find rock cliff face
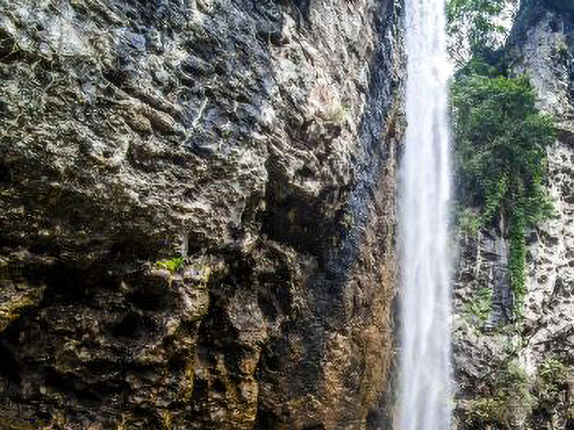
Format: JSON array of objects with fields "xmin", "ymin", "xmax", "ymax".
[
  {"xmin": 453, "ymin": 2, "xmax": 574, "ymax": 428},
  {"xmin": 0, "ymin": 0, "xmax": 404, "ymax": 429}
]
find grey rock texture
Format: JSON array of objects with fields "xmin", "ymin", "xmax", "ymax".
[
  {"xmin": 453, "ymin": 2, "xmax": 574, "ymax": 429},
  {"xmin": 0, "ymin": 0, "xmax": 404, "ymax": 428}
]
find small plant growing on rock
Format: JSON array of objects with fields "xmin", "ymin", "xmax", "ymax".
[
  {"xmin": 555, "ymin": 38, "xmax": 569, "ymax": 57},
  {"xmin": 462, "ymin": 358, "xmax": 534, "ymax": 428},
  {"xmin": 464, "ymin": 396, "xmax": 503, "ymax": 422},
  {"xmin": 464, "ymin": 287, "xmax": 493, "ymax": 324},
  {"xmin": 537, "ymin": 357, "xmax": 570, "ymax": 397},
  {"xmin": 528, "ymin": 357, "xmax": 573, "ymax": 425},
  {"xmin": 156, "ymin": 256, "xmax": 185, "ymax": 273},
  {"xmin": 457, "ymin": 206, "xmax": 482, "ymax": 236},
  {"xmin": 340, "ymin": 209, "xmax": 355, "ymax": 231},
  {"xmin": 323, "ymin": 102, "xmax": 348, "ymax": 125}
]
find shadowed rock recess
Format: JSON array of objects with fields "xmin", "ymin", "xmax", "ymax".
[{"xmin": 0, "ymin": 0, "xmax": 405, "ymax": 428}]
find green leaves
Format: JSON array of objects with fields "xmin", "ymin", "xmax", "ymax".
[
  {"xmin": 156, "ymin": 257, "xmax": 185, "ymax": 273},
  {"xmin": 452, "ymin": 73, "xmax": 554, "ymax": 223},
  {"xmin": 451, "ymin": 64, "xmax": 555, "ymax": 316},
  {"xmin": 446, "ymin": 0, "xmax": 514, "ymax": 67},
  {"xmin": 466, "ymin": 287, "xmax": 493, "ymax": 323},
  {"xmin": 463, "ymin": 357, "xmax": 533, "ymax": 425}
]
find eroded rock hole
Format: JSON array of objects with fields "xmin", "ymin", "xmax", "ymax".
[
  {"xmin": 0, "ymin": 163, "xmax": 11, "ymax": 184},
  {"xmin": 110, "ymin": 313, "xmax": 157, "ymax": 340},
  {"xmin": 0, "ymin": 339, "xmax": 20, "ymax": 390},
  {"xmin": 212, "ymin": 379, "xmax": 226, "ymax": 394},
  {"xmin": 254, "ymin": 405, "xmax": 280, "ymax": 430},
  {"xmin": 129, "ymin": 285, "xmax": 172, "ymax": 311}
]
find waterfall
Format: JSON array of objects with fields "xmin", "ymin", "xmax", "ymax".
[{"xmin": 399, "ymin": 0, "xmax": 452, "ymax": 428}]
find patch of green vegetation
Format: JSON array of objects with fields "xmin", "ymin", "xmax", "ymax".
[
  {"xmin": 155, "ymin": 256, "xmax": 185, "ymax": 273},
  {"xmin": 537, "ymin": 357, "xmax": 570, "ymax": 396},
  {"xmin": 464, "ymin": 396, "xmax": 503, "ymax": 422},
  {"xmin": 446, "ymin": 0, "xmax": 509, "ymax": 67},
  {"xmin": 451, "ymin": 69, "xmax": 555, "ymax": 316},
  {"xmin": 464, "ymin": 287, "xmax": 493, "ymax": 323},
  {"xmin": 323, "ymin": 100, "xmax": 348, "ymax": 125},
  {"xmin": 447, "ymin": 0, "xmax": 558, "ymax": 319},
  {"xmin": 528, "ymin": 357, "xmax": 573, "ymax": 423},
  {"xmin": 463, "ymin": 358, "xmax": 533, "ymax": 426},
  {"xmin": 456, "ymin": 206, "xmax": 482, "ymax": 236},
  {"xmin": 554, "ymin": 37, "xmax": 569, "ymax": 58}
]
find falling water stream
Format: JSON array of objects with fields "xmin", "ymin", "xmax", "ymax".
[{"xmin": 399, "ymin": 0, "xmax": 452, "ymax": 428}]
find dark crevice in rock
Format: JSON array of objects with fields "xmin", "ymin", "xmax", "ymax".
[
  {"xmin": 0, "ymin": 338, "xmax": 20, "ymax": 390},
  {"xmin": 258, "ymin": 338, "xmax": 289, "ymax": 378},
  {"xmin": 102, "ymin": 69, "xmax": 128, "ymax": 89},
  {"xmin": 39, "ymin": 264, "xmax": 121, "ymax": 308},
  {"xmin": 109, "ymin": 313, "xmax": 160, "ymax": 341},
  {"xmin": 257, "ymin": 279, "xmax": 290, "ymax": 321},
  {"xmin": 253, "ymin": 0, "xmax": 286, "ymax": 44},
  {"xmin": 262, "ymin": 161, "xmax": 340, "ymax": 257},
  {"xmin": 40, "ymin": 273, "xmax": 92, "ymax": 307},
  {"xmin": 0, "ymin": 28, "xmax": 23, "ymax": 62},
  {"xmin": 253, "ymin": 403, "xmax": 281, "ymax": 430},
  {"xmin": 195, "ymin": 280, "xmax": 244, "ymax": 371},
  {"xmin": 129, "ymin": 284, "xmax": 174, "ymax": 312},
  {"xmin": 0, "ymin": 163, "xmax": 11, "ymax": 184},
  {"xmin": 44, "ymin": 365, "xmax": 126, "ymax": 405},
  {"xmin": 189, "ymin": 376, "xmax": 210, "ymax": 426},
  {"xmin": 281, "ymin": 0, "xmax": 313, "ymax": 24}
]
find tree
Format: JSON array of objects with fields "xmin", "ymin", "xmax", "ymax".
[
  {"xmin": 451, "ymin": 72, "xmax": 555, "ymax": 312},
  {"xmin": 446, "ymin": 0, "xmax": 516, "ymax": 68}
]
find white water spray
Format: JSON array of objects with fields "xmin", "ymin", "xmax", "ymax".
[{"xmin": 399, "ymin": 0, "xmax": 452, "ymax": 428}]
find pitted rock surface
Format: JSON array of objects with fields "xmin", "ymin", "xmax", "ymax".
[
  {"xmin": 0, "ymin": 0, "xmax": 404, "ymax": 428},
  {"xmin": 453, "ymin": 3, "xmax": 574, "ymax": 429}
]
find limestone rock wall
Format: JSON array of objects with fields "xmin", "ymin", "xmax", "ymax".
[
  {"xmin": 0, "ymin": 0, "xmax": 404, "ymax": 429},
  {"xmin": 453, "ymin": 2, "xmax": 574, "ymax": 429}
]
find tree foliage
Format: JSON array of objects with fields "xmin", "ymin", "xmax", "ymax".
[
  {"xmin": 452, "ymin": 74, "xmax": 554, "ymax": 222},
  {"xmin": 451, "ymin": 71, "xmax": 555, "ymax": 313},
  {"xmin": 446, "ymin": 0, "xmax": 514, "ymax": 67}
]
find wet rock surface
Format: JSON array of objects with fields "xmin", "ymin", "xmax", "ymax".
[{"xmin": 0, "ymin": 0, "xmax": 404, "ymax": 428}]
